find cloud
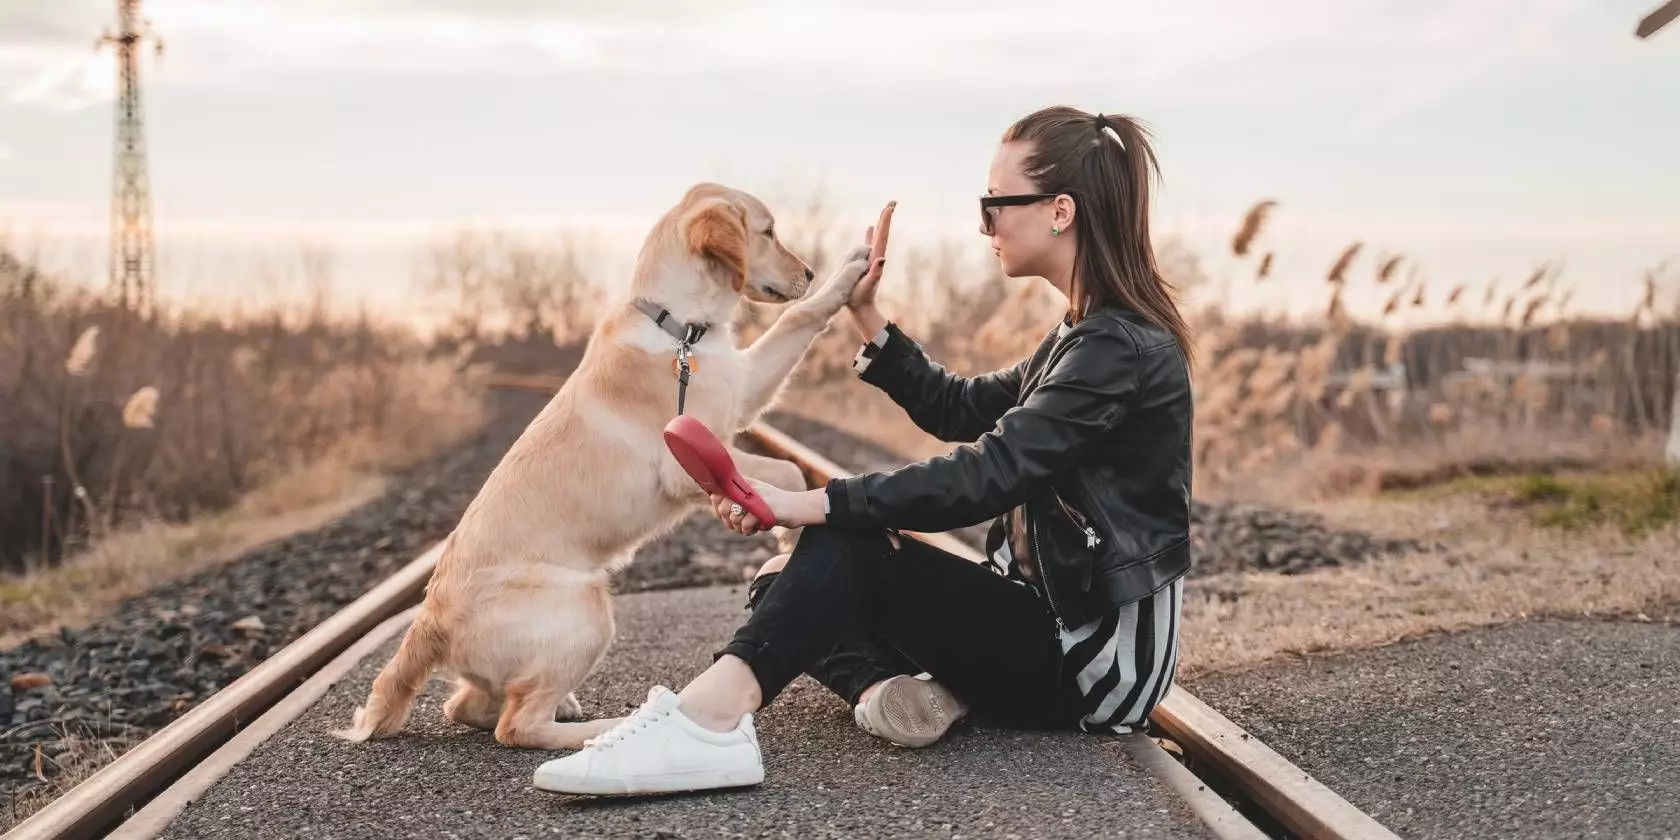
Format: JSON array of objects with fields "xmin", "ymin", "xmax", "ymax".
[
  {"xmin": 1338, "ymin": 0, "xmax": 1593, "ymax": 138},
  {"xmin": 0, "ymin": 0, "xmax": 1400, "ymax": 104},
  {"xmin": 0, "ymin": 0, "xmax": 1648, "ymax": 128},
  {"xmin": 0, "ymin": 0, "xmax": 109, "ymax": 46},
  {"xmin": 5, "ymin": 49, "xmax": 116, "ymax": 112},
  {"xmin": 390, "ymin": 0, "xmax": 733, "ymax": 24}
]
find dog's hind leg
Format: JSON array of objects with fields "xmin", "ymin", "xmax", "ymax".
[
  {"xmin": 496, "ymin": 681, "xmax": 621, "ymax": 750},
  {"xmin": 444, "ymin": 678, "xmax": 503, "ymax": 731},
  {"xmin": 494, "ymin": 583, "xmax": 615, "ymax": 749}
]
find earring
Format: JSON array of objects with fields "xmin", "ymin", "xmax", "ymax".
[{"xmin": 1051, "ymin": 225, "xmax": 1061, "ymax": 237}]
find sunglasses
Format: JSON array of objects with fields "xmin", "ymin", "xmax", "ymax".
[{"xmin": 978, "ymin": 192, "xmax": 1068, "ymax": 235}]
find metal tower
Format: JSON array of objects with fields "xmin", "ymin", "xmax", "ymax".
[{"xmin": 98, "ymin": 0, "xmax": 163, "ymax": 314}]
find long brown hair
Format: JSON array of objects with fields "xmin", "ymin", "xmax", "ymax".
[{"xmin": 1001, "ymin": 105, "xmax": 1195, "ymax": 370}]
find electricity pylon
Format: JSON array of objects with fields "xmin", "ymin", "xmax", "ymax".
[{"xmin": 97, "ymin": 0, "xmax": 164, "ymax": 315}]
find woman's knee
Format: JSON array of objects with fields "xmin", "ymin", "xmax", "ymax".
[
  {"xmin": 745, "ymin": 553, "xmax": 791, "ymax": 611},
  {"xmin": 787, "ymin": 523, "xmax": 895, "ymax": 561},
  {"xmin": 755, "ymin": 553, "xmax": 791, "ymax": 579},
  {"xmin": 745, "ymin": 526, "xmax": 892, "ymax": 611}
]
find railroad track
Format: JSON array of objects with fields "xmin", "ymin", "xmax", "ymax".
[{"xmin": 4, "ymin": 374, "xmax": 1400, "ymax": 840}]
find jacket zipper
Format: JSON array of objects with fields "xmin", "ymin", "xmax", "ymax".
[
  {"xmin": 1054, "ymin": 493, "xmax": 1103, "ymax": 550},
  {"xmin": 1027, "ymin": 510, "xmax": 1070, "ymax": 633}
]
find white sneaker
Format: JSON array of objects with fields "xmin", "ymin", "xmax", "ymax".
[
  {"xmin": 531, "ymin": 685, "xmax": 764, "ymax": 796},
  {"xmin": 853, "ymin": 673, "xmax": 968, "ymax": 748}
]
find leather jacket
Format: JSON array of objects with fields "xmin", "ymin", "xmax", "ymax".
[{"xmin": 823, "ymin": 303, "xmax": 1194, "ymax": 631}]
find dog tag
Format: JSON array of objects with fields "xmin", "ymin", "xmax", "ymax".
[{"xmin": 672, "ymin": 351, "xmax": 698, "ymax": 379}]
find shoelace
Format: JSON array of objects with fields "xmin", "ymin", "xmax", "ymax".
[{"xmin": 583, "ymin": 706, "xmax": 670, "ymax": 751}]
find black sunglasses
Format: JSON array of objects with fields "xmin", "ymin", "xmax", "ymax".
[{"xmin": 978, "ymin": 192, "xmax": 1069, "ymax": 235}]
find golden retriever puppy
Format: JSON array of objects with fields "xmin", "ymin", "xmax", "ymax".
[{"xmin": 333, "ymin": 182, "xmax": 872, "ymax": 750}]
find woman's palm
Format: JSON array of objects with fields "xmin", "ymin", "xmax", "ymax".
[{"xmin": 850, "ymin": 220, "xmax": 888, "ymax": 310}]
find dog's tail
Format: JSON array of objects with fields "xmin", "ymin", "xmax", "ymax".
[{"xmin": 332, "ymin": 609, "xmax": 446, "ymax": 742}]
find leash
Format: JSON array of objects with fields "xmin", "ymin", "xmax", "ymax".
[{"xmin": 633, "ymin": 298, "xmax": 709, "ymax": 416}]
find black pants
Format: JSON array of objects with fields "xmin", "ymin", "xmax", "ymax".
[{"xmin": 715, "ymin": 524, "xmax": 1079, "ymax": 729}]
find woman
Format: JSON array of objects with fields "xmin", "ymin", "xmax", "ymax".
[{"xmin": 533, "ymin": 105, "xmax": 1196, "ymax": 797}]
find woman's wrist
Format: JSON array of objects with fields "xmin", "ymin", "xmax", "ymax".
[
  {"xmin": 796, "ymin": 487, "xmax": 829, "ymax": 524},
  {"xmin": 849, "ymin": 304, "xmax": 888, "ymax": 342}
]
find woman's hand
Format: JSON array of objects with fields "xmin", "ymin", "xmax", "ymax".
[
  {"xmin": 847, "ymin": 202, "xmax": 894, "ymax": 340},
  {"xmin": 708, "ymin": 479, "xmax": 827, "ymax": 535}
]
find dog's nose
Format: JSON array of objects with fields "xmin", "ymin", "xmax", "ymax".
[{"xmin": 804, "ymin": 267, "xmax": 814, "ymax": 282}]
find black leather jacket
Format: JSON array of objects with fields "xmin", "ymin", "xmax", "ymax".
[{"xmin": 823, "ymin": 303, "xmax": 1194, "ymax": 631}]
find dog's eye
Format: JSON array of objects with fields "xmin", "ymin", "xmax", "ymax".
[{"xmin": 764, "ymin": 226, "xmax": 774, "ymax": 238}]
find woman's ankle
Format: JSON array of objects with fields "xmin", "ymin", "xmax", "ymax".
[
  {"xmin": 856, "ymin": 678, "xmax": 890, "ymax": 708},
  {"xmin": 677, "ymin": 655, "xmax": 764, "ymax": 733}
]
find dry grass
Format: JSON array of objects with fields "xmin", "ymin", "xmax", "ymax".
[
  {"xmin": 4, "ymin": 730, "xmax": 127, "ymax": 828},
  {"xmin": 1, "ymin": 237, "xmax": 492, "ymax": 605},
  {"xmin": 1216, "ymin": 421, "xmax": 1667, "ymax": 503},
  {"xmin": 0, "ymin": 457, "xmax": 388, "ymax": 647},
  {"xmin": 1177, "ymin": 487, "xmax": 1680, "ymax": 682}
]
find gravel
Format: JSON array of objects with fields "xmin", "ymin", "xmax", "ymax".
[
  {"xmin": 1187, "ymin": 617, "xmax": 1680, "ymax": 840},
  {"xmin": 158, "ymin": 585, "xmax": 1211, "ymax": 840},
  {"xmin": 1185, "ymin": 500, "xmax": 1427, "ymax": 577}
]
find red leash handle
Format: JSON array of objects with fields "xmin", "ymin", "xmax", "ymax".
[{"xmin": 662, "ymin": 415, "xmax": 776, "ymax": 531}]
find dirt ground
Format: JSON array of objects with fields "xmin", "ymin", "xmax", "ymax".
[{"xmin": 1174, "ymin": 482, "xmax": 1680, "ymax": 681}]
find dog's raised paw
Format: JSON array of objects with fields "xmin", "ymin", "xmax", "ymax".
[{"xmin": 806, "ymin": 251, "xmax": 872, "ymax": 313}]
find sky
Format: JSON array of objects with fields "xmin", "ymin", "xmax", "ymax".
[{"xmin": 1, "ymin": 0, "xmax": 1677, "ymax": 326}]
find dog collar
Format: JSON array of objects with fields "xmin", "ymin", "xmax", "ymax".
[
  {"xmin": 633, "ymin": 297, "xmax": 709, "ymax": 346},
  {"xmin": 633, "ymin": 297, "xmax": 710, "ymax": 416}
]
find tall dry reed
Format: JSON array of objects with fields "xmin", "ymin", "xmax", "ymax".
[{"xmin": 0, "ymin": 239, "xmax": 491, "ymax": 574}]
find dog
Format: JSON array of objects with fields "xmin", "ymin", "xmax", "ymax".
[{"xmin": 333, "ymin": 182, "xmax": 873, "ymax": 750}]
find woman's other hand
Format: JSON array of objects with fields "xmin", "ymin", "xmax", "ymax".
[{"xmin": 708, "ymin": 480, "xmax": 827, "ymax": 535}]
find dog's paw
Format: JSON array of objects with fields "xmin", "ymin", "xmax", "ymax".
[
  {"xmin": 555, "ymin": 692, "xmax": 584, "ymax": 721},
  {"xmin": 330, "ymin": 707, "xmax": 374, "ymax": 742},
  {"xmin": 804, "ymin": 246, "xmax": 873, "ymax": 313}
]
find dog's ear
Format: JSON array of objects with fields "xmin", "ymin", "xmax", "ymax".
[{"xmin": 681, "ymin": 197, "xmax": 748, "ymax": 292}]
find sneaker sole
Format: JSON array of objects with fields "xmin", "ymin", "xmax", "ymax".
[
  {"xmin": 864, "ymin": 677, "xmax": 966, "ymax": 748},
  {"xmin": 532, "ymin": 765, "xmax": 764, "ymax": 796}
]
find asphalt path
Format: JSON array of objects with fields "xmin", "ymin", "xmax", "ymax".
[
  {"xmin": 1189, "ymin": 617, "xmax": 1680, "ymax": 840},
  {"xmin": 158, "ymin": 584, "xmax": 1212, "ymax": 839}
]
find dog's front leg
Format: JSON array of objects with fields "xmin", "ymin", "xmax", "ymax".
[
  {"xmin": 728, "ymin": 446, "xmax": 808, "ymax": 495},
  {"xmin": 736, "ymin": 247, "xmax": 872, "ymax": 424}
]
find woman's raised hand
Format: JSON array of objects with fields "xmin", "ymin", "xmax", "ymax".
[{"xmin": 847, "ymin": 201, "xmax": 895, "ymax": 339}]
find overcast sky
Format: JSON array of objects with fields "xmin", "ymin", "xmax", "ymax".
[{"xmin": 1, "ymin": 0, "xmax": 1677, "ymax": 323}]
